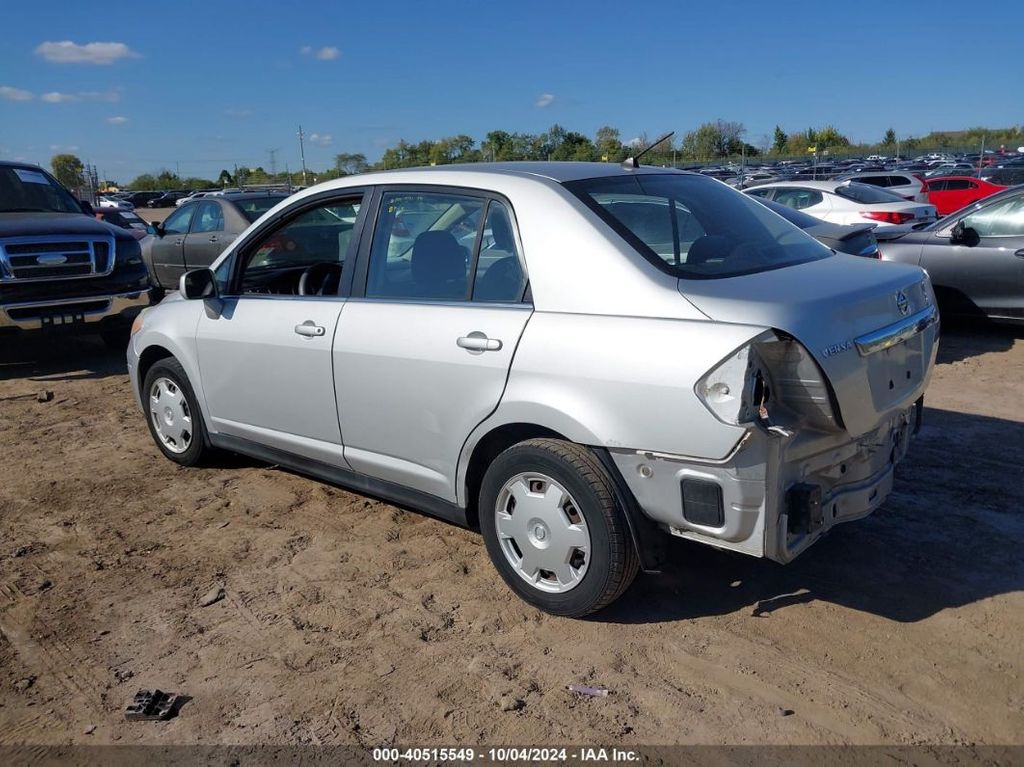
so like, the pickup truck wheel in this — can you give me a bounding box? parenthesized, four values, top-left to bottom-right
(479, 438, 639, 617)
(142, 358, 209, 467)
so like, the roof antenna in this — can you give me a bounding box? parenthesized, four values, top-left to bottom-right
(622, 131, 675, 170)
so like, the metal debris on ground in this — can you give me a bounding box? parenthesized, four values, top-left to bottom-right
(124, 689, 179, 721)
(567, 684, 609, 697)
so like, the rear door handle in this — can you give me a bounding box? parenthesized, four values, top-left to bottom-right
(294, 320, 326, 338)
(457, 332, 502, 352)
(1014, 249, 1024, 258)
(208, 235, 218, 243)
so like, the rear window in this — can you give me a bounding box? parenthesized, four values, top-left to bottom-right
(834, 182, 906, 204)
(566, 173, 831, 279)
(234, 196, 287, 222)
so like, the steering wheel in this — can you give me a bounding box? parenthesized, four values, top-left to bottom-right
(298, 262, 343, 296)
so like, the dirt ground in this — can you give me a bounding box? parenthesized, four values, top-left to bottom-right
(0, 321, 1022, 748)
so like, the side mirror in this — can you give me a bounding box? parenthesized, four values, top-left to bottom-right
(152, 221, 165, 237)
(180, 268, 218, 300)
(949, 221, 979, 246)
(78, 199, 95, 216)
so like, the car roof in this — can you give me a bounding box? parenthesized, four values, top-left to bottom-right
(219, 191, 291, 200)
(747, 180, 846, 191)
(351, 161, 695, 185)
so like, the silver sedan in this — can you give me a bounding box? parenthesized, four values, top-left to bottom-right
(127, 162, 938, 617)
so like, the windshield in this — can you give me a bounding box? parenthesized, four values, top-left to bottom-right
(566, 173, 831, 279)
(0, 165, 83, 214)
(834, 182, 906, 204)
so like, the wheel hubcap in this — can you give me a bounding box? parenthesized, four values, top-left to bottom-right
(149, 377, 193, 454)
(495, 473, 590, 594)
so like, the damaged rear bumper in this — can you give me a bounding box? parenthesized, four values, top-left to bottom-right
(609, 398, 922, 563)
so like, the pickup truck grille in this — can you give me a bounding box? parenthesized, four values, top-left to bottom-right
(0, 237, 114, 282)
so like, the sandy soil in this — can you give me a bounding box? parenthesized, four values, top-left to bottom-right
(0, 322, 1022, 748)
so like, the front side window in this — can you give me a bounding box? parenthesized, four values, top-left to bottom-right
(961, 194, 1024, 237)
(567, 174, 831, 279)
(237, 196, 362, 295)
(161, 205, 194, 235)
(367, 191, 484, 300)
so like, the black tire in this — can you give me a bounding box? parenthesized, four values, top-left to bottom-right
(479, 438, 639, 617)
(141, 357, 211, 467)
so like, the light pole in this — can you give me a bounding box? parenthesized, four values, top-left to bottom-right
(297, 125, 308, 186)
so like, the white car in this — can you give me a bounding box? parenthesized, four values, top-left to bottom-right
(98, 195, 134, 211)
(834, 171, 928, 203)
(746, 181, 937, 233)
(176, 191, 209, 207)
(127, 162, 937, 617)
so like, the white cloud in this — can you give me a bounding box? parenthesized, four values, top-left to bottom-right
(308, 132, 333, 147)
(0, 85, 34, 101)
(41, 88, 121, 104)
(535, 93, 554, 108)
(35, 40, 140, 65)
(49, 144, 79, 152)
(107, 116, 128, 125)
(300, 45, 340, 61)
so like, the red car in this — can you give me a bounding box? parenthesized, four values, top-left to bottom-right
(925, 176, 1007, 216)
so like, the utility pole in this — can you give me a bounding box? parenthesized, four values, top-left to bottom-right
(267, 148, 279, 179)
(297, 125, 308, 186)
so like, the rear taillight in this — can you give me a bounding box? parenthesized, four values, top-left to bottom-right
(861, 211, 914, 225)
(918, 179, 930, 194)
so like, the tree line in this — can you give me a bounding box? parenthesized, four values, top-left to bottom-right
(50, 122, 1023, 191)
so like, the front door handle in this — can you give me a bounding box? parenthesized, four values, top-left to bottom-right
(173, 238, 183, 246)
(457, 332, 502, 352)
(208, 235, 218, 243)
(1014, 249, 1024, 258)
(294, 320, 326, 338)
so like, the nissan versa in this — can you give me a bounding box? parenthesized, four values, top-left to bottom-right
(128, 162, 938, 617)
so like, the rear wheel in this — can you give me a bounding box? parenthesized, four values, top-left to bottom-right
(142, 357, 210, 467)
(479, 438, 639, 617)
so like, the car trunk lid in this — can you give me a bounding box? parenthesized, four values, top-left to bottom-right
(679, 256, 938, 437)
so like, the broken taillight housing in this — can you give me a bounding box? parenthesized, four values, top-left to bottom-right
(696, 332, 841, 432)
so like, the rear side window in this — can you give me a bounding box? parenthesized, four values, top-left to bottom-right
(888, 175, 913, 187)
(834, 183, 905, 204)
(367, 191, 484, 300)
(944, 179, 972, 191)
(192, 202, 224, 233)
(773, 188, 823, 210)
(858, 175, 890, 186)
(567, 174, 831, 279)
(235, 196, 287, 223)
(472, 201, 526, 302)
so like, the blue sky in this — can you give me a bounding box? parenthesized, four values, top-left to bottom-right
(1, 0, 1021, 183)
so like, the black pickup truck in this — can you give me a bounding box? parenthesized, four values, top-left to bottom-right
(0, 160, 152, 347)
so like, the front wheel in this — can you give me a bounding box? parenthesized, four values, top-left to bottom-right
(142, 357, 211, 467)
(479, 438, 639, 617)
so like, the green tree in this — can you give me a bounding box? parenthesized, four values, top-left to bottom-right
(681, 120, 745, 160)
(772, 125, 788, 153)
(595, 126, 625, 162)
(218, 169, 234, 186)
(814, 125, 850, 148)
(51, 154, 84, 190)
(882, 128, 897, 146)
(128, 173, 159, 191)
(334, 153, 368, 175)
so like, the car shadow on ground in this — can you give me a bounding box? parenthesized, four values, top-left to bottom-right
(936, 318, 1023, 365)
(597, 405, 1024, 625)
(0, 334, 128, 383)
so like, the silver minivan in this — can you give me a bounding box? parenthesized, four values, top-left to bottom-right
(128, 163, 938, 616)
